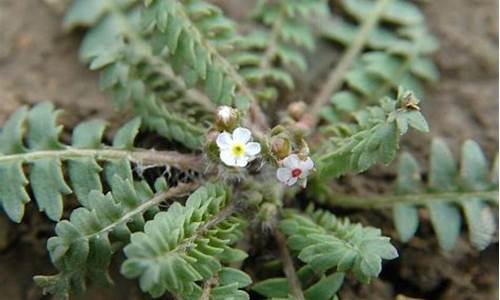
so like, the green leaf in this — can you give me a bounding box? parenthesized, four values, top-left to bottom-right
(69, 121, 107, 206)
(428, 201, 461, 250)
(462, 200, 495, 251)
(393, 204, 419, 243)
(318, 90, 428, 178)
(0, 161, 30, 222)
(411, 57, 439, 82)
(341, 0, 423, 25)
(30, 159, 72, 221)
(304, 273, 344, 300)
(27, 102, 64, 150)
(331, 91, 359, 112)
(65, 0, 112, 29)
(280, 209, 397, 283)
(320, 0, 438, 122)
(0, 103, 151, 222)
(121, 183, 246, 297)
(36, 172, 158, 298)
(393, 153, 420, 242)
(113, 117, 141, 149)
(390, 139, 498, 250)
(429, 139, 457, 191)
(253, 278, 289, 298)
(461, 140, 488, 190)
(0, 106, 27, 155)
(219, 267, 252, 288)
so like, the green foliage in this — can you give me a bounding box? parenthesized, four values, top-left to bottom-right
(34, 173, 162, 299)
(317, 87, 429, 178)
(65, 0, 209, 149)
(252, 266, 344, 300)
(320, 0, 438, 123)
(393, 139, 498, 250)
(279, 207, 398, 284)
(184, 267, 252, 300)
(232, 0, 328, 102)
(63, 0, 138, 29)
(5, 1, 490, 299)
(0, 102, 142, 222)
(140, 0, 250, 107)
(121, 183, 249, 298)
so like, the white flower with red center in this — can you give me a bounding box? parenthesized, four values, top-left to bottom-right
(276, 154, 314, 187)
(216, 127, 261, 167)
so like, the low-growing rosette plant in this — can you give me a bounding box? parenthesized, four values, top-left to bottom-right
(0, 0, 497, 299)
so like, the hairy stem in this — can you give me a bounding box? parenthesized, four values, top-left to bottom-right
(200, 276, 218, 300)
(93, 183, 198, 238)
(158, 201, 238, 258)
(309, 0, 392, 128)
(0, 148, 205, 172)
(186, 201, 238, 244)
(275, 229, 305, 300)
(174, 1, 269, 132)
(324, 191, 499, 209)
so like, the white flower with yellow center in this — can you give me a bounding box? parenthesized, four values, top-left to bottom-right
(216, 127, 261, 167)
(276, 154, 314, 187)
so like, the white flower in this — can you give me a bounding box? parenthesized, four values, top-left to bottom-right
(217, 106, 234, 122)
(276, 154, 314, 186)
(216, 127, 261, 167)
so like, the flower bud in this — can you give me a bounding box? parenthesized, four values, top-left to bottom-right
(287, 101, 306, 121)
(291, 113, 313, 136)
(214, 106, 239, 131)
(257, 202, 278, 230)
(270, 136, 291, 160)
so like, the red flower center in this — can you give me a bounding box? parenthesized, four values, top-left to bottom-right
(291, 168, 302, 178)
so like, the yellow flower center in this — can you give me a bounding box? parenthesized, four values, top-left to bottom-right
(231, 143, 245, 157)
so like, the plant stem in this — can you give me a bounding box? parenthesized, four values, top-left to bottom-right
(324, 191, 499, 209)
(274, 229, 305, 300)
(309, 0, 392, 129)
(0, 148, 205, 172)
(93, 183, 198, 238)
(174, 1, 269, 132)
(200, 276, 218, 300)
(162, 201, 238, 257)
(259, 7, 284, 70)
(111, 6, 216, 113)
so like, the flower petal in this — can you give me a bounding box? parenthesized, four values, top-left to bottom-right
(232, 127, 251, 143)
(286, 176, 298, 186)
(283, 154, 300, 169)
(300, 157, 314, 171)
(217, 106, 233, 121)
(216, 132, 233, 150)
(277, 168, 291, 183)
(245, 142, 261, 156)
(235, 156, 249, 167)
(220, 150, 236, 166)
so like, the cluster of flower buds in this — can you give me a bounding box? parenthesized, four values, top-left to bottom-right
(285, 101, 314, 135)
(207, 105, 314, 187)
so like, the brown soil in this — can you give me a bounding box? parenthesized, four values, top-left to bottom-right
(0, 0, 497, 299)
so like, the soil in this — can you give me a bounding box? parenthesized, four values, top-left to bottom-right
(0, 0, 497, 299)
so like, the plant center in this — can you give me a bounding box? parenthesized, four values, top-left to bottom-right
(291, 168, 302, 178)
(231, 143, 245, 157)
